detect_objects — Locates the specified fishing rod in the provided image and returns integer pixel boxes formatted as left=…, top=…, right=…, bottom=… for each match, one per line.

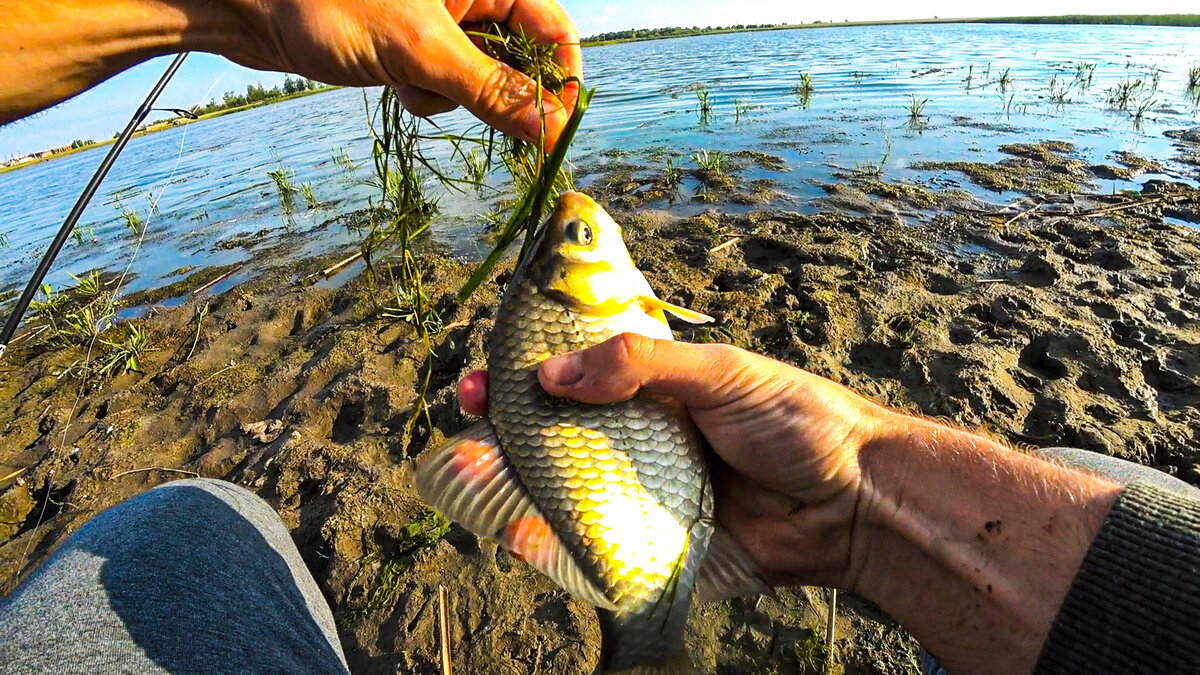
left=0, top=52, right=190, bottom=361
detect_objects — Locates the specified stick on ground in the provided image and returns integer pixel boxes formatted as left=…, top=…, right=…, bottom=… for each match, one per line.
left=438, top=584, right=452, bottom=675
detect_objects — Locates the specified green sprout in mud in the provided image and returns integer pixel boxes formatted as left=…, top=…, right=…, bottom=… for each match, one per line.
left=696, top=87, right=713, bottom=123
left=795, top=621, right=838, bottom=674
left=68, top=271, right=103, bottom=298
left=267, top=165, right=299, bottom=215
left=692, top=149, right=725, bottom=174
left=61, top=304, right=113, bottom=345
left=339, top=509, right=449, bottom=628
left=663, top=156, right=684, bottom=187
left=906, top=94, right=930, bottom=128
left=98, top=323, right=149, bottom=376
left=29, top=284, right=68, bottom=330
left=853, top=136, right=892, bottom=178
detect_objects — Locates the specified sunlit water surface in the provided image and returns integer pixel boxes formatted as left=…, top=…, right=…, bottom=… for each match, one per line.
left=1, top=23, right=1197, bottom=305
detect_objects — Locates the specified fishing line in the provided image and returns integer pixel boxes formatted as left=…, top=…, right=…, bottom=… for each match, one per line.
left=56, top=71, right=227, bottom=450
left=0, top=53, right=189, bottom=360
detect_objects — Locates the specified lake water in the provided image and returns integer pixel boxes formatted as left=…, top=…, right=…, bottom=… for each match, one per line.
left=1, top=23, right=1197, bottom=306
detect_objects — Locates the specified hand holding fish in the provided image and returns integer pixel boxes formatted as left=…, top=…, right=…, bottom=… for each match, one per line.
left=458, top=334, right=875, bottom=591
left=0, top=0, right=582, bottom=148
left=458, top=330, right=1122, bottom=674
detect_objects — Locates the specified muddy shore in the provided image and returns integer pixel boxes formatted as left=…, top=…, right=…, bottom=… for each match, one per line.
left=2, top=133, right=1199, bottom=673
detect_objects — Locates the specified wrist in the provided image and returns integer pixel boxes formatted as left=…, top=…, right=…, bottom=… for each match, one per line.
left=849, top=412, right=1120, bottom=673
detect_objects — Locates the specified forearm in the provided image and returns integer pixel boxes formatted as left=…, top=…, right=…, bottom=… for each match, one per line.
left=0, top=0, right=244, bottom=124
left=852, top=413, right=1120, bottom=674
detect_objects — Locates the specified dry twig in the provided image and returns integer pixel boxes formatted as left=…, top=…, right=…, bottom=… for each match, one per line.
left=191, top=269, right=238, bottom=296
left=709, top=237, right=742, bottom=254
left=110, top=467, right=200, bottom=480
left=438, top=585, right=453, bottom=675
left=322, top=251, right=364, bottom=278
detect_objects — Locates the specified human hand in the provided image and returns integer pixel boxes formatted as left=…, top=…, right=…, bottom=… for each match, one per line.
left=458, top=333, right=890, bottom=589
left=221, top=0, right=581, bottom=148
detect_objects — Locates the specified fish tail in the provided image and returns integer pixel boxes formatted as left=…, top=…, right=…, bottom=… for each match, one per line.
left=595, top=609, right=693, bottom=675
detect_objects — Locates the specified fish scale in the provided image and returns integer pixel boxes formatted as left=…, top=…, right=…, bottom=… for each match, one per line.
left=489, top=274, right=712, bottom=608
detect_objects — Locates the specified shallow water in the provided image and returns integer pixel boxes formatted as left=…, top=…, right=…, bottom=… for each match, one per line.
left=0, top=23, right=1197, bottom=301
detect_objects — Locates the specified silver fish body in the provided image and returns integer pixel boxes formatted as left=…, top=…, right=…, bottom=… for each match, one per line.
left=417, top=191, right=764, bottom=673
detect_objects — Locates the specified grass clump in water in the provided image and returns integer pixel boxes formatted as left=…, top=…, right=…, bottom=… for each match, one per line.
left=692, top=149, right=726, bottom=174
left=1072, top=62, right=1096, bottom=90
left=300, top=182, right=319, bottom=209
left=696, top=87, right=713, bottom=123
left=906, top=94, right=930, bottom=128
left=267, top=165, right=298, bottom=215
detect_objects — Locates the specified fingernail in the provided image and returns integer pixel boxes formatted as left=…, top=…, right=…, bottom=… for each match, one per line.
left=541, top=352, right=583, bottom=387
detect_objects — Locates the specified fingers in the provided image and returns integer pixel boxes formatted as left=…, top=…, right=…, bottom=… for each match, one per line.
left=458, top=370, right=489, bottom=416
left=502, top=0, right=583, bottom=114
left=538, top=334, right=759, bottom=410
left=397, top=85, right=459, bottom=118
left=404, top=5, right=570, bottom=149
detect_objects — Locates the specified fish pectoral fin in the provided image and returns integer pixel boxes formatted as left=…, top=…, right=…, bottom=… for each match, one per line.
left=694, top=527, right=773, bottom=603
left=414, top=421, right=616, bottom=611
left=638, top=296, right=714, bottom=325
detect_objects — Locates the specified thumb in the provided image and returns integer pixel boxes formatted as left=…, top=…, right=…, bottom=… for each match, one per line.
left=405, top=10, right=569, bottom=149
left=538, top=333, right=755, bottom=409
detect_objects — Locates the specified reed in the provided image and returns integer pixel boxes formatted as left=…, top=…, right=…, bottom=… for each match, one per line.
left=906, top=94, right=930, bottom=126
left=267, top=166, right=298, bottom=214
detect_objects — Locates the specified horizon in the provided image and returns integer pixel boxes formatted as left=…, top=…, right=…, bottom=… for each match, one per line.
left=0, top=4, right=1196, bottom=159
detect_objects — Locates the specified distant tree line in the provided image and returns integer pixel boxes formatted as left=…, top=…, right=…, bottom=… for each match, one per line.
left=190, top=76, right=326, bottom=116
left=974, top=14, right=1199, bottom=27
left=582, top=24, right=788, bottom=44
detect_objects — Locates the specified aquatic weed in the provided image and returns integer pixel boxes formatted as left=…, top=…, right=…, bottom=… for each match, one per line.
left=963, top=64, right=974, bottom=91
left=97, top=323, right=149, bottom=376
left=997, top=67, right=1013, bottom=92
left=905, top=95, right=930, bottom=127
left=1189, top=64, right=1200, bottom=89
left=1072, top=62, right=1096, bottom=90
left=696, top=87, right=713, bottom=123
left=300, top=183, right=319, bottom=209
left=267, top=165, right=298, bottom=215
left=795, top=72, right=814, bottom=108
left=1047, top=74, right=1073, bottom=104
left=692, top=149, right=725, bottom=174
left=113, top=196, right=145, bottom=236
left=1107, top=77, right=1144, bottom=110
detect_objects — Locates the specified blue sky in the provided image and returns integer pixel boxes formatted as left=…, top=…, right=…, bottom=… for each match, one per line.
left=0, top=0, right=1193, bottom=158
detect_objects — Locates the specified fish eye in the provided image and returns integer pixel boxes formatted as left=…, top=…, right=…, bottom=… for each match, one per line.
left=564, top=220, right=594, bottom=246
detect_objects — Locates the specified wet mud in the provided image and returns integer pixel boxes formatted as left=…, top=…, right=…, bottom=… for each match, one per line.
left=2, top=131, right=1199, bottom=674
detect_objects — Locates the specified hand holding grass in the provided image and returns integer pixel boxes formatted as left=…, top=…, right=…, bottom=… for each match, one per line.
left=0, top=0, right=582, bottom=149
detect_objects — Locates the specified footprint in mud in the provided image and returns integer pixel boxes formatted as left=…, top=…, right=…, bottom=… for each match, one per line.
left=331, top=399, right=365, bottom=443
left=1017, top=334, right=1070, bottom=382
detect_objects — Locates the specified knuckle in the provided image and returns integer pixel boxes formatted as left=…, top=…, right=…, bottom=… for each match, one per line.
left=474, top=64, right=532, bottom=117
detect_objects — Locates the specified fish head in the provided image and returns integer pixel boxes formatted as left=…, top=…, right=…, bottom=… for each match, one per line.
left=531, top=191, right=645, bottom=317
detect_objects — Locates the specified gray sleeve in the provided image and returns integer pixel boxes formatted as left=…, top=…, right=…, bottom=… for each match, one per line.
left=1034, top=481, right=1200, bottom=674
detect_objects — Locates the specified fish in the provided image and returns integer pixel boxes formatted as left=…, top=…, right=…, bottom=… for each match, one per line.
left=416, top=191, right=768, bottom=673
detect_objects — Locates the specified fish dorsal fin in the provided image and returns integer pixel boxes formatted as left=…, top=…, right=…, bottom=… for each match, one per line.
left=695, top=527, right=773, bottom=603
left=638, top=296, right=714, bottom=325
left=415, top=422, right=616, bottom=611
